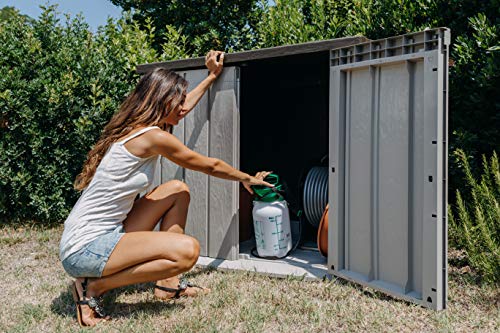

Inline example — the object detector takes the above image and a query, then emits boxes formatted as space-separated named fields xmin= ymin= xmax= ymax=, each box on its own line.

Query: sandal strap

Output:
xmin=154 ymin=279 xmax=203 ymax=299
xmin=81 ymin=278 xmax=89 ymax=298
xmin=154 ymin=285 xmax=181 ymax=293
xmin=78 ymin=278 xmax=107 ymax=318
xmin=87 ymin=296 xmax=107 ymax=318
xmin=154 ymin=284 xmax=184 ymax=298
xmin=184 ymin=281 xmax=203 ymax=289
xmin=179 ymin=278 xmax=204 ymax=290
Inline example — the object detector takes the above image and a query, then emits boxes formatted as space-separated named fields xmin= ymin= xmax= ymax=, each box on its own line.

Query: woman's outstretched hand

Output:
xmin=242 ymin=171 xmax=274 ymax=195
xmin=205 ymin=50 xmax=224 ymax=77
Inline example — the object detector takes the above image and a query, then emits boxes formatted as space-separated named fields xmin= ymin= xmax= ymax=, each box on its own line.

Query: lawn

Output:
xmin=0 ymin=224 xmax=498 ymax=332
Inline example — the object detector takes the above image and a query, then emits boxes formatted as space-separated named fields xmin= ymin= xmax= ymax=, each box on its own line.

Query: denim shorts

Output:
xmin=61 ymin=225 xmax=125 ymax=278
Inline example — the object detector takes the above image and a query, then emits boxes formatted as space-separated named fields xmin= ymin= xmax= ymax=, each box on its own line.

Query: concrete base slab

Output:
xmin=195 ymin=240 xmax=328 ymax=281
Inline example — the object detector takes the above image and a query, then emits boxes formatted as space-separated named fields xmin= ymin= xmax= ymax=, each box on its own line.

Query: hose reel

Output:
xmin=302 ymin=167 xmax=328 ymax=227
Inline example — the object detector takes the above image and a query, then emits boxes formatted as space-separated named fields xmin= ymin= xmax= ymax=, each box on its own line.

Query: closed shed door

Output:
xmin=328 ymin=29 xmax=450 ymax=310
xmin=160 ymin=67 xmax=240 ymax=260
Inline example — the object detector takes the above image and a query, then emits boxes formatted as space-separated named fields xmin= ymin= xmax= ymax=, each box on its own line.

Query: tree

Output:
xmin=0 ymin=6 xmax=188 ymax=223
xmin=109 ymin=0 xmax=263 ymax=55
xmin=0 ymin=6 xmax=34 ymax=23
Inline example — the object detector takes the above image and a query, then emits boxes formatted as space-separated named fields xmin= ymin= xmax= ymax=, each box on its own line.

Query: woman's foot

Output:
xmin=72 ymin=278 xmax=109 ymax=327
xmin=154 ymin=276 xmax=210 ymax=300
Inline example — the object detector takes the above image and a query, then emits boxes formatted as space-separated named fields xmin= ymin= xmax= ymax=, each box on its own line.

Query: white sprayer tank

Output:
xmin=252 ymin=200 xmax=292 ymax=258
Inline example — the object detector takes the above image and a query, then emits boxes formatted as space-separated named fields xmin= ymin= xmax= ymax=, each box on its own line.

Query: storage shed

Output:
xmin=137 ymin=28 xmax=450 ymax=310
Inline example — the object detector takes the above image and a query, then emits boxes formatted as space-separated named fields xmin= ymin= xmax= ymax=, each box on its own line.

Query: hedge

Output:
xmin=0 ymin=6 xmax=188 ymax=222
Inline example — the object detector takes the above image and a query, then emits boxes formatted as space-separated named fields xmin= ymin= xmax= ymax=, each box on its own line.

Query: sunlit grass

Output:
xmin=0 ymin=224 xmax=498 ymax=332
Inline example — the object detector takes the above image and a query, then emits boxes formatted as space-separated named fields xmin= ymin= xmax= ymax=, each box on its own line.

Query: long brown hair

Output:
xmin=74 ymin=68 xmax=188 ymax=191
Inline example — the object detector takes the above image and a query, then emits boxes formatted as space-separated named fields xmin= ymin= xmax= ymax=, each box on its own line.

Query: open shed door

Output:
xmin=328 ymin=28 xmax=450 ymax=310
xmin=160 ymin=67 xmax=240 ymax=260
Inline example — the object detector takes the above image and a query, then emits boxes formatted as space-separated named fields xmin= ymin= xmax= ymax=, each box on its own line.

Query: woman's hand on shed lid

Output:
xmin=242 ymin=171 xmax=274 ymax=194
xmin=205 ymin=50 xmax=224 ymax=78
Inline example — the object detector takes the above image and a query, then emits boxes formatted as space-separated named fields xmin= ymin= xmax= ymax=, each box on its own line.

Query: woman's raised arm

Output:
xmin=147 ymin=129 xmax=272 ymax=194
xmin=180 ymin=50 xmax=224 ymax=117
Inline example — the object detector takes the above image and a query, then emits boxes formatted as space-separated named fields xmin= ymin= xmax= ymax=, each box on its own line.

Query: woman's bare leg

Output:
xmin=119 ymin=180 xmax=199 ymax=297
xmin=74 ymin=231 xmax=199 ymax=326
xmin=122 ymin=179 xmax=190 ymax=234
xmin=86 ymin=231 xmax=199 ymax=295
xmin=74 ymin=180 xmax=197 ymax=326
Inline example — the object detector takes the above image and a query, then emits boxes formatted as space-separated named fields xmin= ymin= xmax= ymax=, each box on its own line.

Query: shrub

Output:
xmin=0 ymin=6 xmax=187 ymax=223
xmin=110 ymin=0 xmax=263 ymax=55
xmin=255 ymin=1 xmax=499 ymax=195
xmin=448 ymin=13 xmax=500 ymax=192
xmin=449 ymin=149 xmax=500 ymax=284
xmin=255 ymin=0 xmax=365 ymax=47
xmin=255 ymin=0 xmax=441 ymax=48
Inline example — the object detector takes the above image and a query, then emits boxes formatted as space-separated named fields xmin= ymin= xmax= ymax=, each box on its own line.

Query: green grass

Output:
xmin=0 ymin=224 xmax=498 ymax=332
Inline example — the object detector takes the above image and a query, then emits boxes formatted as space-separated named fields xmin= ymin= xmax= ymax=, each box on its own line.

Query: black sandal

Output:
xmin=154 ymin=278 xmax=204 ymax=299
xmin=71 ymin=278 xmax=109 ymax=326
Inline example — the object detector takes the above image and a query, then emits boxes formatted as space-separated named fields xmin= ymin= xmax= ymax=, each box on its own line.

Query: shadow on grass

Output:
xmin=183 ymin=265 xmax=218 ymax=279
xmin=328 ymin=263 xmax=498 ymax=311
xmin=50 ymin=282 xmax=185 ymax=320
xmin=328 ymin=276 xmax=416 ymax=306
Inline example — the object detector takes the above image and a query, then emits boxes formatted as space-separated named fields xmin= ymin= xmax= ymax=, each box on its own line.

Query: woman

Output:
xmin=59 ymin=50 xmax=273 ymax=327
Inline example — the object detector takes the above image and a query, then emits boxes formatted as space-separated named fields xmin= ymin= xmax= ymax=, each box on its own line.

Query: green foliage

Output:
xmin=111 ymin=0 xmax=498 ymax=178
xmin=449 ymin=149 xmax=500 ymax=284
xmin=436 ymin=0 xmax=500 ymax=39
xmin=0 ymin=6 xmax=187 ymax=223
xmin=0 ymin=6 xmax=34 ymax=23
xmin=428 ymin=1 xmax=500 ymax=172
xmin=0 ymin=0 xmax=498 ymax=230
xmin=255 ymin=0 xmax=441 ymax=48
xmin=349 ymin=0 xmax=441 ymax=38
xmin=109 ymin=0 xmax=263 ymax=55
xmin=449 ymin=13 xmax=500 ymax=166
xmin=256 ymin=0 xmax=352 ymax=47
xmin=160 ymin=25 xmax=191 ymax=60
xmin=255 ymin=0 xmax=500 ymax=198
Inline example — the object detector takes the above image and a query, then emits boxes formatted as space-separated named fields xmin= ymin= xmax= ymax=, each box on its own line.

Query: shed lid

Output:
xmin=136 ymin=36 xmax=369 ymax=73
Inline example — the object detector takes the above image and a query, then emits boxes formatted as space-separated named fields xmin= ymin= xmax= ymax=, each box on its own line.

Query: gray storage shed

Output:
xmin=137 ymin=28 xmax=450 ymax=310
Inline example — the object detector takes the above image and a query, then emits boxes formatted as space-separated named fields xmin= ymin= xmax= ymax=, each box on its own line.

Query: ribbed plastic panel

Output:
xmin=330 ymin=28 xmax=450 ymax=66
xmin=328 ymin=28 xmax=450 ymax=310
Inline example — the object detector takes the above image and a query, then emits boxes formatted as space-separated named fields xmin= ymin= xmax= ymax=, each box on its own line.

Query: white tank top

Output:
xmin=59 ymin=126 xmax=161 ymax=261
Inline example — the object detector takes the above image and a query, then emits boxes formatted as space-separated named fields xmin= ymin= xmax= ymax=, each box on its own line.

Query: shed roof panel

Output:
xmin=137 ymin=36 xmax=369 ymax=73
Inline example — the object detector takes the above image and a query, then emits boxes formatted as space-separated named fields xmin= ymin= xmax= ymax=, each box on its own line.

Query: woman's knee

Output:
xmin=177 ymin=236 xmax=200 ymax=269
xmin=168 ymin=180 xmax=190 ymax=194
xmin=186 ymin=236 xmax=200 ymax=266
xmin=159 ymin=234 xmax=199 ymax=269
xmin=161 ymin=180 xmax=190 ymax=201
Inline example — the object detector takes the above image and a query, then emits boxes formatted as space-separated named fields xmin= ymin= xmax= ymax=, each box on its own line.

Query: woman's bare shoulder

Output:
xmin=115 ymin=126 xmax=164 ymax=142
xmin=146 ymin=128 xmax=183 ymax=148
xmin=121 ymin=127 xmax=172 ymax=158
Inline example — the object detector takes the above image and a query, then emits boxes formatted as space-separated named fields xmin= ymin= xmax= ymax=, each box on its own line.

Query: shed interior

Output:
xmin=238 ymin=51 xmax=330 ymax=256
